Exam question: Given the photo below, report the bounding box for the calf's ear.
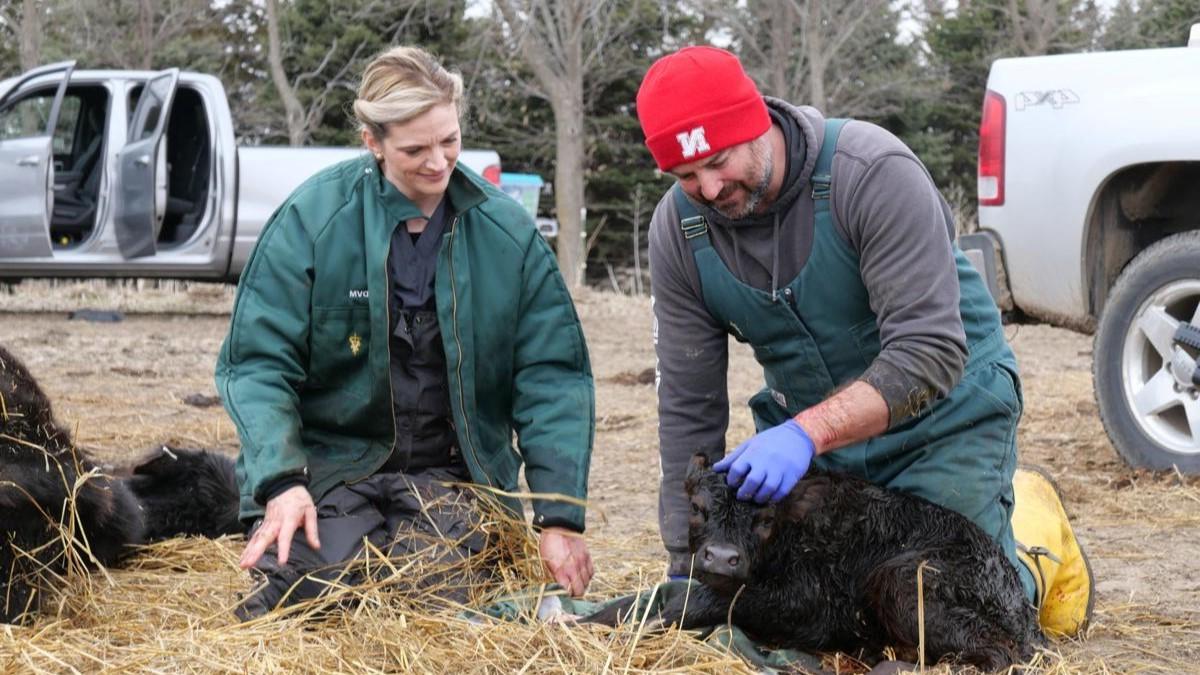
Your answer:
[132,446,178,476]
[684,454,710,493]
[784,476,831,521]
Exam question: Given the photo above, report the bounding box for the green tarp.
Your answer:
[466,580,826,674]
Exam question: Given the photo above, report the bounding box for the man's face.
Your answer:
[669,134,774,220]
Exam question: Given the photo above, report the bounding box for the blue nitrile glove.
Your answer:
[713,419,815,503]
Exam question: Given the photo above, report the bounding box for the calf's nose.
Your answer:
[699,543,743,577]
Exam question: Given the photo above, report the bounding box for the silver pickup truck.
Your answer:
[963,27,1200,472]
[0,62,501,281]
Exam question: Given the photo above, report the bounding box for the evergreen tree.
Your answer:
[915,1,1105,214]
[249,0,470,146]
[715,0,927,122]
[1100,0,1144,50]
[912,4,1012,201]
[0,1,17,77]
[1135,0,1200,48]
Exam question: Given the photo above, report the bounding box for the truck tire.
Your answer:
[1094,231,1200,472]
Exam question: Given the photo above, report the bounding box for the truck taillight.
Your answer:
[483,165,501,185]
[978,89,1006,207]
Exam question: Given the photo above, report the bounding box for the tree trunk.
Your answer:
[487,0,627,291]
[19,0,41,71]
[632,183,643,296]
[804,0,828,110]
[767,2,796,99]
[551,81,586,289]
[265,0,308,146]
[138,0,154,69]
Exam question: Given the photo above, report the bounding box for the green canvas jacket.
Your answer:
[216,154,594,532]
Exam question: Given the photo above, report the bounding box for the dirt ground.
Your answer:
[1,281,1198,671]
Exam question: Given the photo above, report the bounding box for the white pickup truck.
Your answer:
[0,62,501,281]
[963,26,1200,472]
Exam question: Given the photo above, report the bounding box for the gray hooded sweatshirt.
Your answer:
[651,99,969,570]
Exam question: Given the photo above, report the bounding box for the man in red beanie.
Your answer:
[638,45,1092,639]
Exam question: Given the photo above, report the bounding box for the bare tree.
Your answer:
[0,0,43,71]
[263,0,445,146]
[264,0,310,146]
[1001,0,1099,56]
[43,0,219,70]
[698,0,922,119]
[488,0,641,290]
[137,0,154,69]
[19,0,40,71]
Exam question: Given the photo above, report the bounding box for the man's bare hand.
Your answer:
[539,526,594,596]
[239,485,319,569]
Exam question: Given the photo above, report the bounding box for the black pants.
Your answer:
[235,468,491,620]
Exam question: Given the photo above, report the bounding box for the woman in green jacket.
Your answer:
[216,46,595,619]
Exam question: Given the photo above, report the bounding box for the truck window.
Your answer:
[0,90,89,163]
[0,89,59,142]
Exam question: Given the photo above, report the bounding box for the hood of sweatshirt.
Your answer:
[682,98,827,298]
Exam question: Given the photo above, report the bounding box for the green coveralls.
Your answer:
[675,119,1033,597]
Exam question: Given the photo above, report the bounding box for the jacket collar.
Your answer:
[367,154,488,223]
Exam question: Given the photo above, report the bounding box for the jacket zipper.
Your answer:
[445,215,491,487]
[349,228,400,487]
[382,238,399,465]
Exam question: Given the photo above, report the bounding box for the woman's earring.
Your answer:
[374,153,383,161]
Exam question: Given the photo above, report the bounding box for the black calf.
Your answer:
[130,445,241,541]
[0,345,241,624]
[589,454,1044,671]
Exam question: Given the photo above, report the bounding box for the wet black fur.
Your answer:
[0,345,242,624]
[588,454,1044,671]
[129,445,241,541]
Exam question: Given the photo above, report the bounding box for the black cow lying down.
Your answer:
[587,455,1044,671]
[0,344,242,624]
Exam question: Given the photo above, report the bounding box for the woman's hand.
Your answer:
[239,485,321,569]
[539,527,594,596]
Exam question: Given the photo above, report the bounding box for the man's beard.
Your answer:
[711,139,774,220]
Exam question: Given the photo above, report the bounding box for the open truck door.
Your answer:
[113,69,179,259]
[0,61,76,259]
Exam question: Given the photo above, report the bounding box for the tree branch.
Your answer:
[264,0,307,145]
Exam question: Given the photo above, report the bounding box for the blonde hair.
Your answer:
[353,46,464,141]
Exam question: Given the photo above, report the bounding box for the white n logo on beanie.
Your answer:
[676,126,710,159]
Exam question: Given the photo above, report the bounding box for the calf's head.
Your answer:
[0,345,68,452]
[684,454,783,592]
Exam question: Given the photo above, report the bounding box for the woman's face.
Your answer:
[364,102,461,211]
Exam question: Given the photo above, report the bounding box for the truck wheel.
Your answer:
[1094,231,1200,472]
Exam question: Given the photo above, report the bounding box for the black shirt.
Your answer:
[381,198,465,476]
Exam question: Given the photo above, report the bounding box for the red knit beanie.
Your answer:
[636,46,770,171]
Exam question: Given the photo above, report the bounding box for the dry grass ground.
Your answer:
[1,280,1198,673]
